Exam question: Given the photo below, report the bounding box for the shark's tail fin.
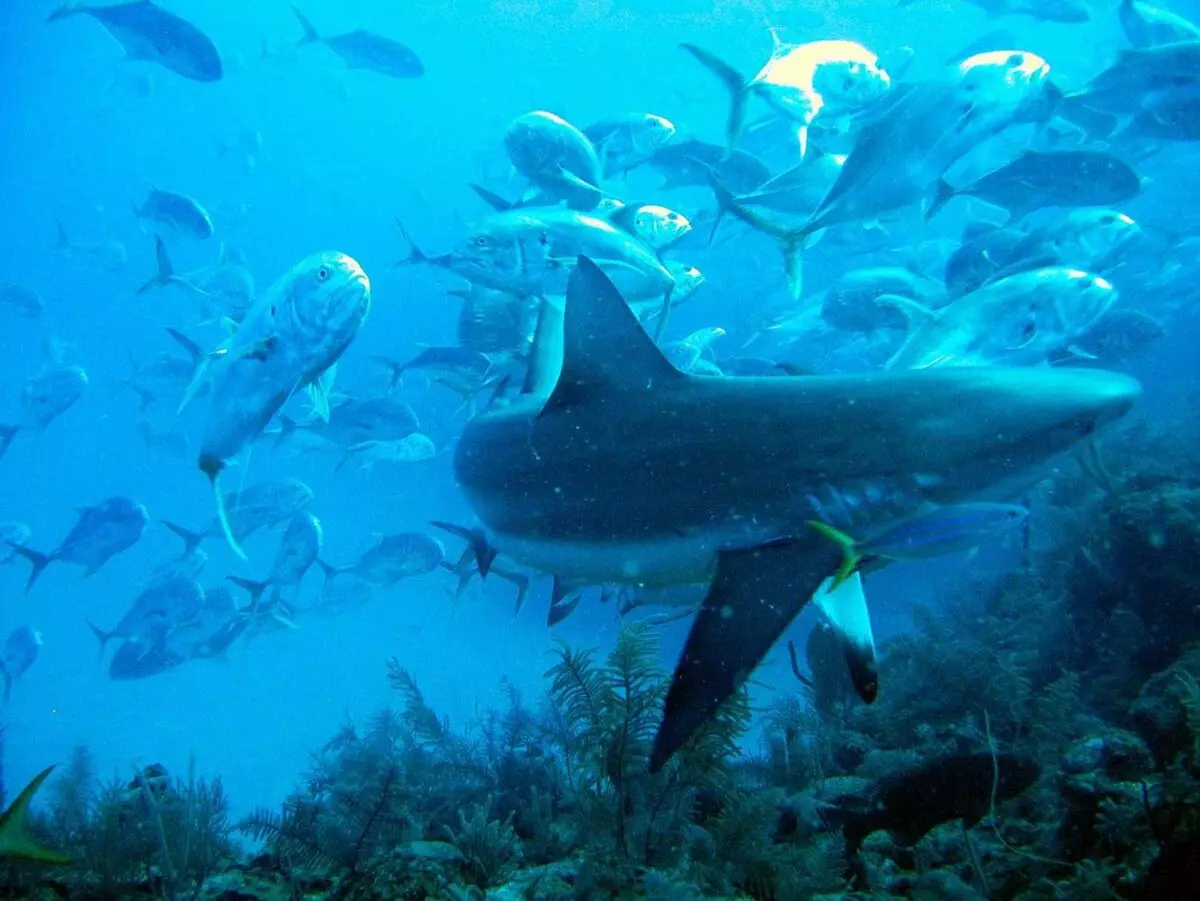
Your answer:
[0,765,73,865]
[679,42,748,150]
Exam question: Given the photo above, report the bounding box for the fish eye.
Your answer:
[475,236,488,247]
[317,267,330,281]
[539,232,548,245]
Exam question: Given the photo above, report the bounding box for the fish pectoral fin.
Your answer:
[305,363,338,422]
[812,571,879,704]
[649,537,843,773]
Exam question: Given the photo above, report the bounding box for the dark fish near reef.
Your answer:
[321,532,444,588]
[0,766,72,864]
[449,256,1139,771]
[830,752,1041,855]
[0,626,42,701]
[134,189,213,240]
[292,7,423,78]
[48,0,222,82]
[162,478,315,555]
[10,497,149,592]
[927,151,1142,222]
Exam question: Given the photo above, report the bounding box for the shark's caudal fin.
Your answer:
[545,257,684,414]
[0,765,72,864]
[649,538,843,773]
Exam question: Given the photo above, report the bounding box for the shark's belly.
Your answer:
[487,520,783,586]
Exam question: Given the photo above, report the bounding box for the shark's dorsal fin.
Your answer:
[544,256,683,413]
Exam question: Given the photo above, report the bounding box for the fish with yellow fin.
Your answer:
[0,765,71,865]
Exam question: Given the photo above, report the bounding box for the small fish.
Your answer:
[292,7,423,78]
[608,203,692,251]
[0,766,72,864]
[277,396,420,450]
[48,0,222,82]
[162,478,314,555]
[321,532,444,588]
[227,512,324,606]
[0,283,44,319]
[0,626,42,701]
[134,189,213,239]
[336,434,437,473]
[505,111,604,211]
[166,585,241,659]
[86,574,206,656]
[810,502,1030,587]
[10,496,149,591]
[927,151,1141,222]
[192,252,370,558]
[647,138,771,193]
[1119,0,1200,48]
[54,221,126,271]
[584,113,677,177]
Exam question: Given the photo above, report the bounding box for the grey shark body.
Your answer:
[453,257,1140,772]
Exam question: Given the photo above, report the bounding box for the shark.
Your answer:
[450,256,1141,773]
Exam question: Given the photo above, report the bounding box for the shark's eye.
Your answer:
[317,267,330,281]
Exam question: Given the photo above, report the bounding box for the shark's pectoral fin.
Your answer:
[812,572,879,703]
[649,537,842,773]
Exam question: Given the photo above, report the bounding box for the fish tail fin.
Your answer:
[54,220,70,248]
[429,521,497,577]
[84,618,113,659]
[292,6,321,44]
[46,2,82,22]
[314,558,340,582]
[164,326,204,369]
[227,576,268,607]
[274,413,299,449]
[391,218,428,268]
[925,178,956,221]
[702,166,742,245]
[136,235,175,295]
[0,766,72,865]
[679,43,748,149]
[369,355,405,393]
[12,545,52,593]
[469,183,515,212]
[0,424,20,460]
[807,520,860,590]
[161,520,205,556]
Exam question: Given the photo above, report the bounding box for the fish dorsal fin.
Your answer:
[544,257,684,413]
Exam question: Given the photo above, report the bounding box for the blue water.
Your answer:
[2,0,1198,824]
